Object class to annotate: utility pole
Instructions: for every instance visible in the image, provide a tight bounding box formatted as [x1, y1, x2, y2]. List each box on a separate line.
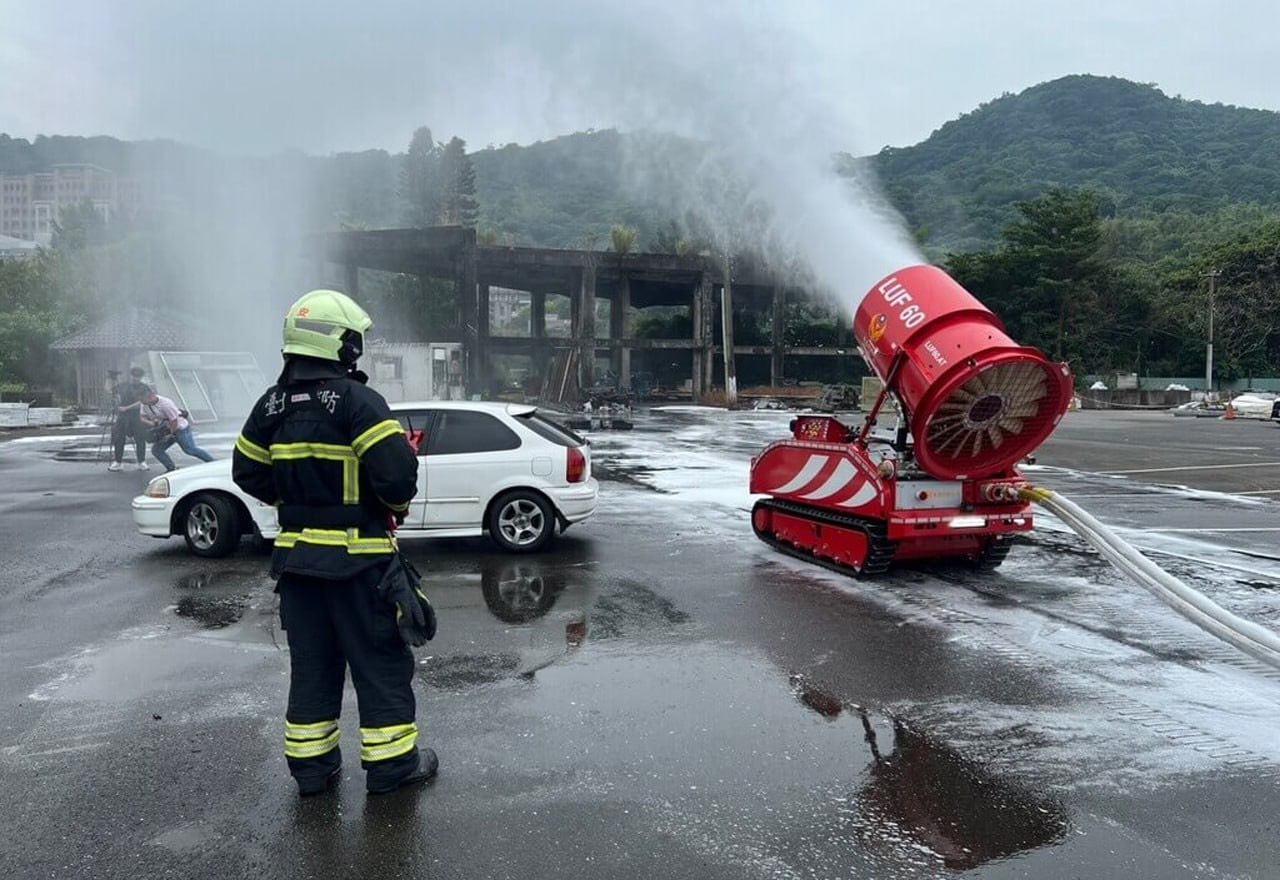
[1203, 269, 1220, 400]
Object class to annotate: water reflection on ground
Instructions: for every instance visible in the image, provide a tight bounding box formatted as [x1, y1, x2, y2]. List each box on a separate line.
[791, 675, 1069, 870]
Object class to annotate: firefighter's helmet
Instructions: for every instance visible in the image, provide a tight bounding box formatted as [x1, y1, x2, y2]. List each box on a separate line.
[282, 289, 373, 365]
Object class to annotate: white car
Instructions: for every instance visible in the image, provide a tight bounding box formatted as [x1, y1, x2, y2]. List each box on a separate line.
[132, 401, 598, 557]
[1227, 391, 1278, 419]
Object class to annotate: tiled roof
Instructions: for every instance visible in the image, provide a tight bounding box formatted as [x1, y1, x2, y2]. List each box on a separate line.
[51, 308, 195, 351]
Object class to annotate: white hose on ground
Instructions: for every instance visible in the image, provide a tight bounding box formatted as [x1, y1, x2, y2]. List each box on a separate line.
[1021, 486, 1280, 671]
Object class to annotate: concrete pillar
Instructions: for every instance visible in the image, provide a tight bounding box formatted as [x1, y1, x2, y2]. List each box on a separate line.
[529, 289, 547, 383]
[569, 274, 581, 341]
[477, 283, 491, 395]
[456, 249, 479, 395]
[610, 273, 631, 388]
[577, 263, 597, 392]
[720, 257, 737, 407]
[701, 279, 714, 394]
[691, 276, 705, 400]
[771, 285, 785, 387]
[345, 263, 359, 298]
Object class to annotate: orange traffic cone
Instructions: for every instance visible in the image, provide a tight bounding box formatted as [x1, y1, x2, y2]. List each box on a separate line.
[1224, 400, 1236, 420]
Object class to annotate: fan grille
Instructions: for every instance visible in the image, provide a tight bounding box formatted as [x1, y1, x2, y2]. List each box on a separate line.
[922, 360, 1059, 472]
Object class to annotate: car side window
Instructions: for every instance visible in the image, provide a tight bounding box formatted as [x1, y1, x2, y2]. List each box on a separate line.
[394, 410, 434, 456]
[426, 410, 522, 455]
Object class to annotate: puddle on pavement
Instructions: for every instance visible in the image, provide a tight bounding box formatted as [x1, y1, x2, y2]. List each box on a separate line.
[49, 437, 113, 462]
[589, 459, 671, 492]
[790, 675, 1069, 870]
[171, 569, 264, 628]
[174, 593, 249, 628]
[481, 560, 568, 623]
[419, 652, 522, 689]
[412, 554, 597, 690]
[588, 581, 690, 639]
[1025, 532, 1110, 567]
[478, 637, 1070, 872]
[175, 569, 246, 591]
[44, 634, 271, 703]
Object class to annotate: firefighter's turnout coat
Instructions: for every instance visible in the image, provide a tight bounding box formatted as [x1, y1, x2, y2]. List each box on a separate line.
[232, 356, 417, 579]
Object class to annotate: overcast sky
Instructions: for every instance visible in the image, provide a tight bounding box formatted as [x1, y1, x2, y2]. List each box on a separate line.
[1, 0, 1274, 157]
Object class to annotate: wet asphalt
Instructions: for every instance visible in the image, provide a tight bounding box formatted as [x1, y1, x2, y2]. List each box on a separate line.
[1, 409, 1278, 879]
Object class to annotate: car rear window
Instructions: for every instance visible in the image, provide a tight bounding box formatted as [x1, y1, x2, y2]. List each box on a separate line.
[514, 412, 585, 447]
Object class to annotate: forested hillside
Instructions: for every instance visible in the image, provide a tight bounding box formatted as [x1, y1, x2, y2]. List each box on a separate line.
[5, 74, 1280, 390]
[470, 130, 659, 248]
[872, 75, 1280, 252]
[5, 75, 1279, 255]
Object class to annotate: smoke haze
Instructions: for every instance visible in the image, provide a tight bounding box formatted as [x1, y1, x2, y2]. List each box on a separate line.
[9, 0, 1273, 366]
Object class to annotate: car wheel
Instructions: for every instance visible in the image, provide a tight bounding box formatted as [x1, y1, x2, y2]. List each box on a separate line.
[182, 493, 242, 558]
[488, 490, 556, 553]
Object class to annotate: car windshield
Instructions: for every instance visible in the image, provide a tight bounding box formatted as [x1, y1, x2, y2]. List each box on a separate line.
[514, 411, 585, 447]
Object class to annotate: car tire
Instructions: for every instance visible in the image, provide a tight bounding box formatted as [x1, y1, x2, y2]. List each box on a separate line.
[488, 490, 556, 553]
[182, 493, 242, 558]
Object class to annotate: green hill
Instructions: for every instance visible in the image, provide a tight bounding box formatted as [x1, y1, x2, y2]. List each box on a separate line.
[473, 76, 1280, 253]
[4, 74, 1280, 255]
[470, 129, 661, 248]
[871, 74, 1280, 252]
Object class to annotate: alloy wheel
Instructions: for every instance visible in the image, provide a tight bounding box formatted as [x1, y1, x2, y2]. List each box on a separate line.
[497, 498, 545, 547]
[187, 501, 220, 551]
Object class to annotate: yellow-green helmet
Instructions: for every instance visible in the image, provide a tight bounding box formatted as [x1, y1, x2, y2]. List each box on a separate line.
[282, 289, 373, 365]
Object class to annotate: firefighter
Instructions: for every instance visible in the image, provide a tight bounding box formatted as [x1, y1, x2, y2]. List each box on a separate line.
[232, 289, 438, 796]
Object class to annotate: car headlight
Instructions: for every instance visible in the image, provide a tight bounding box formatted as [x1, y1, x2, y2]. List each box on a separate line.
[144, 477, 170, 499]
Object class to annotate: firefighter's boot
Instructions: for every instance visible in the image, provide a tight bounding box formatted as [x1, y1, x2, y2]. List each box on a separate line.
[367, 748, 438, 795]
[298, 766, 341, 797]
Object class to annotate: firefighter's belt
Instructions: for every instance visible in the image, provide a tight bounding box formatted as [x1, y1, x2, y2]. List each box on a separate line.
[274, 527, 395, 554]
[278, 503, 371, 530]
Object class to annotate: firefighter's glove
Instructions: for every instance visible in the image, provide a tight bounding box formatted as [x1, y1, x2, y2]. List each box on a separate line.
[376, 554, 437, 647]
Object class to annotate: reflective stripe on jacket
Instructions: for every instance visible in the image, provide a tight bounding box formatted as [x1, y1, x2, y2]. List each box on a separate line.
[231, 357, 417, 579]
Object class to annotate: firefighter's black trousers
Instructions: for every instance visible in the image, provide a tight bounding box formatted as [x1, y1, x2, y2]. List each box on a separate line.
[278, 563, 419, 791]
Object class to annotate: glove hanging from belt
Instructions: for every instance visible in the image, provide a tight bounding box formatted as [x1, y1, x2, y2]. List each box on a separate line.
[375, 553, 437, 647]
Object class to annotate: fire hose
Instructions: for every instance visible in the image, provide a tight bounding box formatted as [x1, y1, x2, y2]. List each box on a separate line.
[1020, 486, 1280, 671]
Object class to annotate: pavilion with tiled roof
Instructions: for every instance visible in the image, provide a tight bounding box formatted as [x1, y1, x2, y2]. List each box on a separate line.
[52, 308, 197, 409]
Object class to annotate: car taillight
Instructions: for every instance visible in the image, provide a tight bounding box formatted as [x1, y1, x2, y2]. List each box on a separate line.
[567, 446, 586, 483]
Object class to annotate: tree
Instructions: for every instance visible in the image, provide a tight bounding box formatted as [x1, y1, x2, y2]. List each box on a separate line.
[51, 198, 109, 251]
[0, 251, 81, 390]
[438, 137, 478, 228]
[947, 188, 1153, 373]
[610, 224, 638, 254]
[1152, 223, 1280, 381]
[400, 127, 442, 227]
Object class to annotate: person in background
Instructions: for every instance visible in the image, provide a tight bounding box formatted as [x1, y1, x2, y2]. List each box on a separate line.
[139, 388, 215, 472]
[108, 366, 149, 472]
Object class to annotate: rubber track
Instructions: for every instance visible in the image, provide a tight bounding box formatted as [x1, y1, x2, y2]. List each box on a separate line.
[753, 498, 897, 578]
[971, 536, 1013, 570]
